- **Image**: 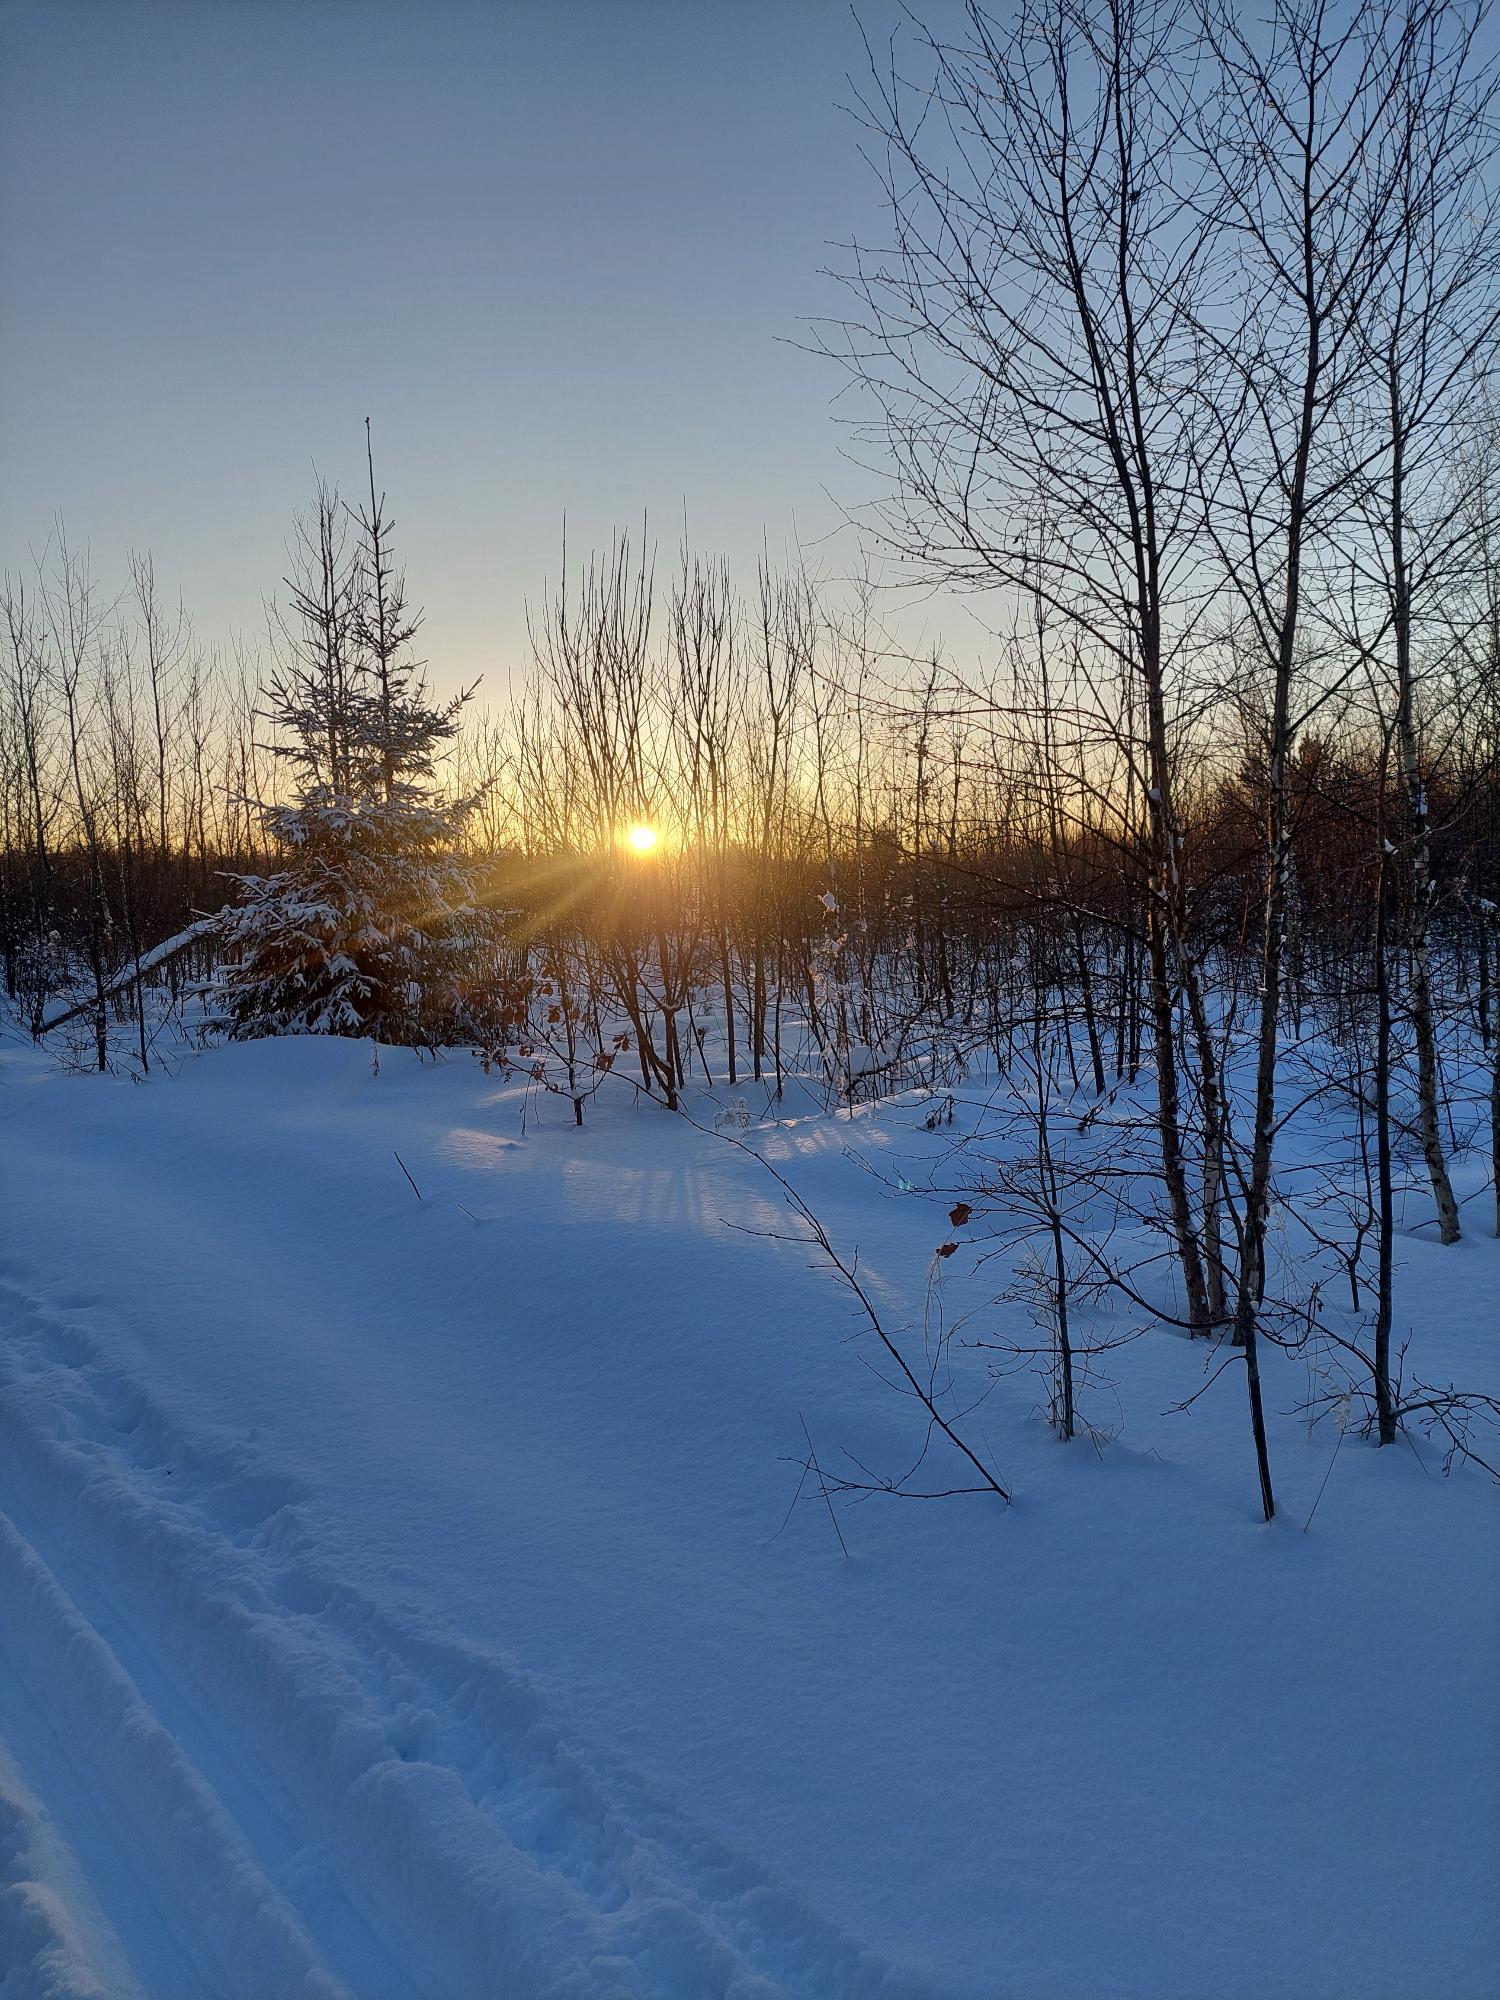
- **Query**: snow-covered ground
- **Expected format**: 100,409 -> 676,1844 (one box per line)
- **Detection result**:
0,1033 -> 1495,1999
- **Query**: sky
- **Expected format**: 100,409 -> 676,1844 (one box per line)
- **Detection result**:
1,0 -> 938,703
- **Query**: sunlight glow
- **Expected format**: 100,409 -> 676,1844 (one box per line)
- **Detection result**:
626,823 -> 659,854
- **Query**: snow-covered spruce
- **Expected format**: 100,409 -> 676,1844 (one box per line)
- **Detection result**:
219,466 -> 498,1046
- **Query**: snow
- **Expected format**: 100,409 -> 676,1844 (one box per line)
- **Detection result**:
0,1033 -> 1495,1998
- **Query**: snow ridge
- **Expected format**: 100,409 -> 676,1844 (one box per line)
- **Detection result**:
0,1269 -> 932,2000
0,1737 -> 148,2000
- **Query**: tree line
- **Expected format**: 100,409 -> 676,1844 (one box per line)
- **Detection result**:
3,0 -> 1497,1514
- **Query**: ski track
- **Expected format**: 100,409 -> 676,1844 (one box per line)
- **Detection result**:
0,1266 -> 931,2000
0,1724 -> 150,2000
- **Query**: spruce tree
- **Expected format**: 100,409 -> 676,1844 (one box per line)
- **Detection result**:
220,453 -> 490,1045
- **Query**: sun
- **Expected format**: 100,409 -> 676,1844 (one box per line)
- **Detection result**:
625,823 -> 659,854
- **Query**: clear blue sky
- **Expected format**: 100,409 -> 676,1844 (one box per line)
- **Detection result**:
1,0 -> 934,698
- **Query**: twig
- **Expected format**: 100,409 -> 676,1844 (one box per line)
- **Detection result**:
680,1103 -> 1010,1503
1302,1423 -> 1346,1532
800,1413 -> 851,1559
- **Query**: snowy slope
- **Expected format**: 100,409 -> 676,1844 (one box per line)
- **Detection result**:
0,1035 -> 1495,1999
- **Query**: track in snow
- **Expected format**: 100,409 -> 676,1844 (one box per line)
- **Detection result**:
0,1269 -> 923,2000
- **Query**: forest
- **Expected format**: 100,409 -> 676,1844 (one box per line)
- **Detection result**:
1,3 -> 1496,1996
7,0 -> 1500,1513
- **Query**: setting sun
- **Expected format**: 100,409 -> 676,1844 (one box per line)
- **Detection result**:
9,3 -> 1494,1990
